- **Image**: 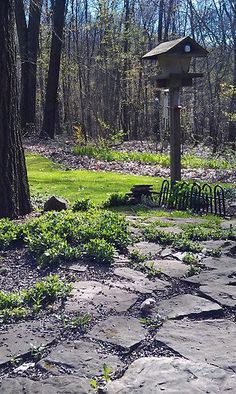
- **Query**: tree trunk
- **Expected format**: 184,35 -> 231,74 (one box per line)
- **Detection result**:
41,0 -> 66,139
0,0 -> 31,218
15,0 -> 42,132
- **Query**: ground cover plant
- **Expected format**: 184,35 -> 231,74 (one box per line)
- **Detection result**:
143,221 -> 236,253
0,209 -> 131,268
0,275 -> 71,323
74,144 -> 232,170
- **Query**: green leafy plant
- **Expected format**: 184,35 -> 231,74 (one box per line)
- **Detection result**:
187,264 -> 200,277
143,261 -> 162,278
144,226 -> 177,244
72,198 -> 94,212
85,238 -> 115,264
173,237 -> 202,253
129,250 -> 146,264
22,209 -> 130,267
103,193 -> 132,208
183,253 -> 199,265
90,363 -> 112,392
62,313 -> 91,331
0,275 -> 71,323
140,317 -> 162,329
208,247 -> 222,257
0,218 -> 22,250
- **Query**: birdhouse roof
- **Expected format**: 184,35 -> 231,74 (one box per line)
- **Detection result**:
143,36 -> 208,59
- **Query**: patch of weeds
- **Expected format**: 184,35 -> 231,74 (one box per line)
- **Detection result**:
143,261 -> 162,278
90,363 -> 112,392
0,307 -> 28,323
85,238 -> 115,264
22,275 -> 71,312
72,198 -> 94,212
182,253 -> 199,265
187,264 -> 201,277
208,247 -> 222,257
0,218 -> 22,250
182,223 -> 224,241
103,193 -> 132,208
140,316 -> 162,329
30,344 -> 46,361
143,225 -> 177,244
173,237 -> 202,253
0,275 -> 71,323
10,355 -> 23,367
151,220 -> 175,228
129,250 -> 146,264
62,313 -> 91,331
74,144 -> 232,170
22,209 -> 130,267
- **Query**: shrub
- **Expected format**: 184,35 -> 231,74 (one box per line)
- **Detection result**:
72,198 -> 94,212
103,193 -> 131,208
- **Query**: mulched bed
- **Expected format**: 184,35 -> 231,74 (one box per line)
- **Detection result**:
23,136 -> 236,184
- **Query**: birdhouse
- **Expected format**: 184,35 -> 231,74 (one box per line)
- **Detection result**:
143,36 -> 208,87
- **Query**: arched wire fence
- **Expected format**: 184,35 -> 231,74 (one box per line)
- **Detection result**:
129,180 -> 226,216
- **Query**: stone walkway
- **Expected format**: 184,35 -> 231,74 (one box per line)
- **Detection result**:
0,216 -> 235,393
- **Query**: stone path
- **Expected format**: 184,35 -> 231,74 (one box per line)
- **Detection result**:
0,215 -> 236,393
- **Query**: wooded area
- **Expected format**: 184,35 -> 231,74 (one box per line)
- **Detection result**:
14,0 -> 235,149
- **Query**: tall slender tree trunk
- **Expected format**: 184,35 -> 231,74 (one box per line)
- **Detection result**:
15,0 -> 42,132
122,0 -> 131,140
0,0 -> 31,218
41,0 -> 66,139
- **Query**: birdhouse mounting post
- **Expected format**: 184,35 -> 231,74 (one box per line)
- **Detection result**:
142,36 -> 208,185
169,87 -> 181,183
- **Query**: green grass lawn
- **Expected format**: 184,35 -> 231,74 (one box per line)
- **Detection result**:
26,153 -> 163,205
26,153 -> 230,220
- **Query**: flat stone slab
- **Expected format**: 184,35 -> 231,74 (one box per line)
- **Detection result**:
156,226 -> 183,234
146,217 -> 206,225
69,262 -> 88,272
146,259 -> 188,278
183,268 -> 232,286
0,321 -> 55,366
113,267 -> 169,294
200,283 -> 236,307
87,316 -> 147,349
65,280 -> 138,315
0,376 -> 90,393
128,242 -> 162,257
157,294 -> 222,319
202,256 -> 236,271
38,340 -> 123,377
106,356 -> 236,393
201,240 -> 236,255
156,319 -> 236,371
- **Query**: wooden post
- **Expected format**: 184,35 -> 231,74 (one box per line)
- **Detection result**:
169,86 -> 181,184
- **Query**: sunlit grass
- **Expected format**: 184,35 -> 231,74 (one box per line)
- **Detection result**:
26,153 -> 163,205
74,144 -> 232,170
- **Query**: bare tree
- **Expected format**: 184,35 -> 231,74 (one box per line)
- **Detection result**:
0,0 -> 31,218
15,0 -> 43,132
41,0 -> 66,138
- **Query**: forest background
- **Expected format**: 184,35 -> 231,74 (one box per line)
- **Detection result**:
16,0 -> 236,151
